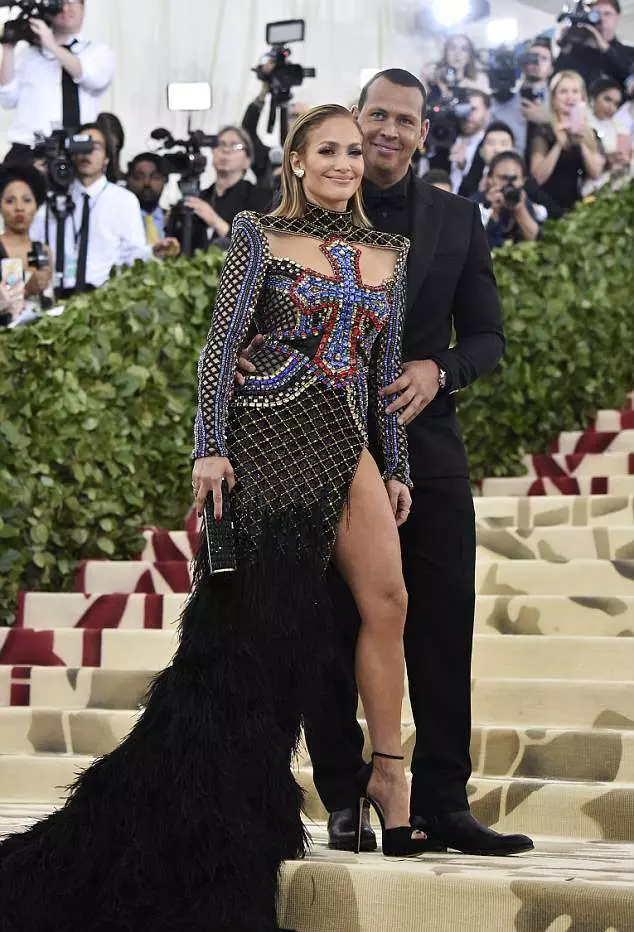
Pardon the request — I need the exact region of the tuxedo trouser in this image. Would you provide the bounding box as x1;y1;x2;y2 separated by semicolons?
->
304;476;476;817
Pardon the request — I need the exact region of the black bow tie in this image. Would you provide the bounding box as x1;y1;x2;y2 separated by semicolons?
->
363;186;408;212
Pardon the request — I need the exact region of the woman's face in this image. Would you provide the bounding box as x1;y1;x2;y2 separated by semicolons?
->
0;180;38;234
553;78;583;115
446;36;472;72
292;116;364;210
593;87;622;120
212;130;250;176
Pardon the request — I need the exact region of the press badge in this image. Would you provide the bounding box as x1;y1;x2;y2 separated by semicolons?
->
64;255;78;285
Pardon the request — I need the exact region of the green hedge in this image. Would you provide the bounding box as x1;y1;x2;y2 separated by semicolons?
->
460;183;634;479
1;184;633;624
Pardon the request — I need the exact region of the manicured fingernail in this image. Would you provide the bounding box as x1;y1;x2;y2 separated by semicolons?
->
215;516;222;523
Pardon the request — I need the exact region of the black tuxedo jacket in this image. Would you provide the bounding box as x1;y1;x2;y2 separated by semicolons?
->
397;179;505;481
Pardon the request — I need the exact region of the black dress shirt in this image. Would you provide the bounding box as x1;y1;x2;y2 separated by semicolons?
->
201;178;272;231
362;172;413;237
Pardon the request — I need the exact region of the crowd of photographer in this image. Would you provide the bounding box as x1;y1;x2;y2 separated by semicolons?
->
0;0;632;325
420;0;633;248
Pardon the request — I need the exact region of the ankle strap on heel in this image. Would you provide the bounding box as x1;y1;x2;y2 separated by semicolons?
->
372;751;404;761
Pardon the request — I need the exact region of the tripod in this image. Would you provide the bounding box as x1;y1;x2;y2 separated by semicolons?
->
45;190;76;302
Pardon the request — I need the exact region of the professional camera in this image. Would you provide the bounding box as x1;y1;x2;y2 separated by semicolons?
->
253;19;316;142
27;240;49;270
0;0;63;45
486;46;520;100
32;129;94;193
502;183;523;206
427;86;472;152
557;0;602;46
150;127;217;199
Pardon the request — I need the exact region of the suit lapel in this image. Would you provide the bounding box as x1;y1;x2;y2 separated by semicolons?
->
406;179;444;315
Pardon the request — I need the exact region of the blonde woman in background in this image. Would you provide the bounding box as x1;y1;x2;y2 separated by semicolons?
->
424;34;490;108
530;70;605;211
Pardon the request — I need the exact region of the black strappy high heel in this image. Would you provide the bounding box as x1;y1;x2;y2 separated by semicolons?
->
355;751;432;857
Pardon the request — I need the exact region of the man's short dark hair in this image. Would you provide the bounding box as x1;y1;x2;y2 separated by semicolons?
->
358;68;428;119
588;77;623;99
529;35;554;58
422;168;451;187
597;0;621;13
127;152;168;179
468;89;491;110
489;150;527;178
483;121;516;144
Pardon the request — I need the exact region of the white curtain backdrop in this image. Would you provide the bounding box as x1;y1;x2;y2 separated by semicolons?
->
0;0;556;170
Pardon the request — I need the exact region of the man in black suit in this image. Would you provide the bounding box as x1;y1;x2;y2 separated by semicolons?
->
303;69;533;856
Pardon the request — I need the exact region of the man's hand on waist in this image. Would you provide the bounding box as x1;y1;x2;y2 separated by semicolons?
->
382;360;441;426
235;334;265;386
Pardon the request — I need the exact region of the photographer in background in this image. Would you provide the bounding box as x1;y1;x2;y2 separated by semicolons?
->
555;0;634;91
471;150;542;248
30;123;167;297
0;0;114;166
491;37;554;157
448;89;491;193
183;126;270;250
426;34;490;107
243;65;309;186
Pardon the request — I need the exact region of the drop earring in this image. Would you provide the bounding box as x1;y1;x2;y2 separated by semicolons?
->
293;168;305;178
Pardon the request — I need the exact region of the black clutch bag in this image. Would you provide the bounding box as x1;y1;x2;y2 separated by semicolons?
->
202;480;237;574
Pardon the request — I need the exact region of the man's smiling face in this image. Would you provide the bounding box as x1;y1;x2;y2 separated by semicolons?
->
354;76;428;185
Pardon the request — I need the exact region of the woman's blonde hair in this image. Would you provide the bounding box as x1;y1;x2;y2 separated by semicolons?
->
270;103;371;228
549;70;599;150
439;34;478;83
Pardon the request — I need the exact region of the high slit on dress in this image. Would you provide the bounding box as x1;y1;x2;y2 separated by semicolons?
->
0;203;411;931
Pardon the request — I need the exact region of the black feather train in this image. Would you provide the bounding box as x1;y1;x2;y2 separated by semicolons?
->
0;505;331;932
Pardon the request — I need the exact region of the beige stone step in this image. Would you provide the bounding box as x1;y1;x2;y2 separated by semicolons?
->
474;494;634;528
297;769;634;843
3;630;630;680
555;430;634;453
475;559;634;597
3;709;633;784
0;754;631;842
523;453;634;478
2;667;632;730
73;558;634;597
481;476;634;497
15;592;634;638
475;526;634;561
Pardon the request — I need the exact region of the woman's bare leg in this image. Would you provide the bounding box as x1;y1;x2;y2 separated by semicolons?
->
332;449;422;834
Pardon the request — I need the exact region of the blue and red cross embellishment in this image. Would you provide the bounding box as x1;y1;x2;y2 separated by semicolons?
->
288;237;391;385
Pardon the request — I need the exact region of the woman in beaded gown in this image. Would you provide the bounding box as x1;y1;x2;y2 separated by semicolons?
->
0;105;428;932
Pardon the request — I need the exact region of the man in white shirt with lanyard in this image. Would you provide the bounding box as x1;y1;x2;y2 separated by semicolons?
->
448;89;491;194
31;123;176;297
0;0;114;165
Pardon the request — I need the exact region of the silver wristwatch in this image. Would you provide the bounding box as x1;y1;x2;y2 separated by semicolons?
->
437;367;448;391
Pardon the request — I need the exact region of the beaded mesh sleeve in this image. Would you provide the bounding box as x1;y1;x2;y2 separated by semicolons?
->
194;213;268;458
370;266;411;487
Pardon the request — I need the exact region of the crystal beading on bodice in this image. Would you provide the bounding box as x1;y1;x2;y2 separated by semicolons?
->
194;206;411;487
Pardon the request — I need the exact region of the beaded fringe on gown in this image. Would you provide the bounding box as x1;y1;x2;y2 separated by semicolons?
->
0;205;411;931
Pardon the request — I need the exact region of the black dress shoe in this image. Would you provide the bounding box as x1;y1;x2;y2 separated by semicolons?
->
412;810;534;856
328;802;377;852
